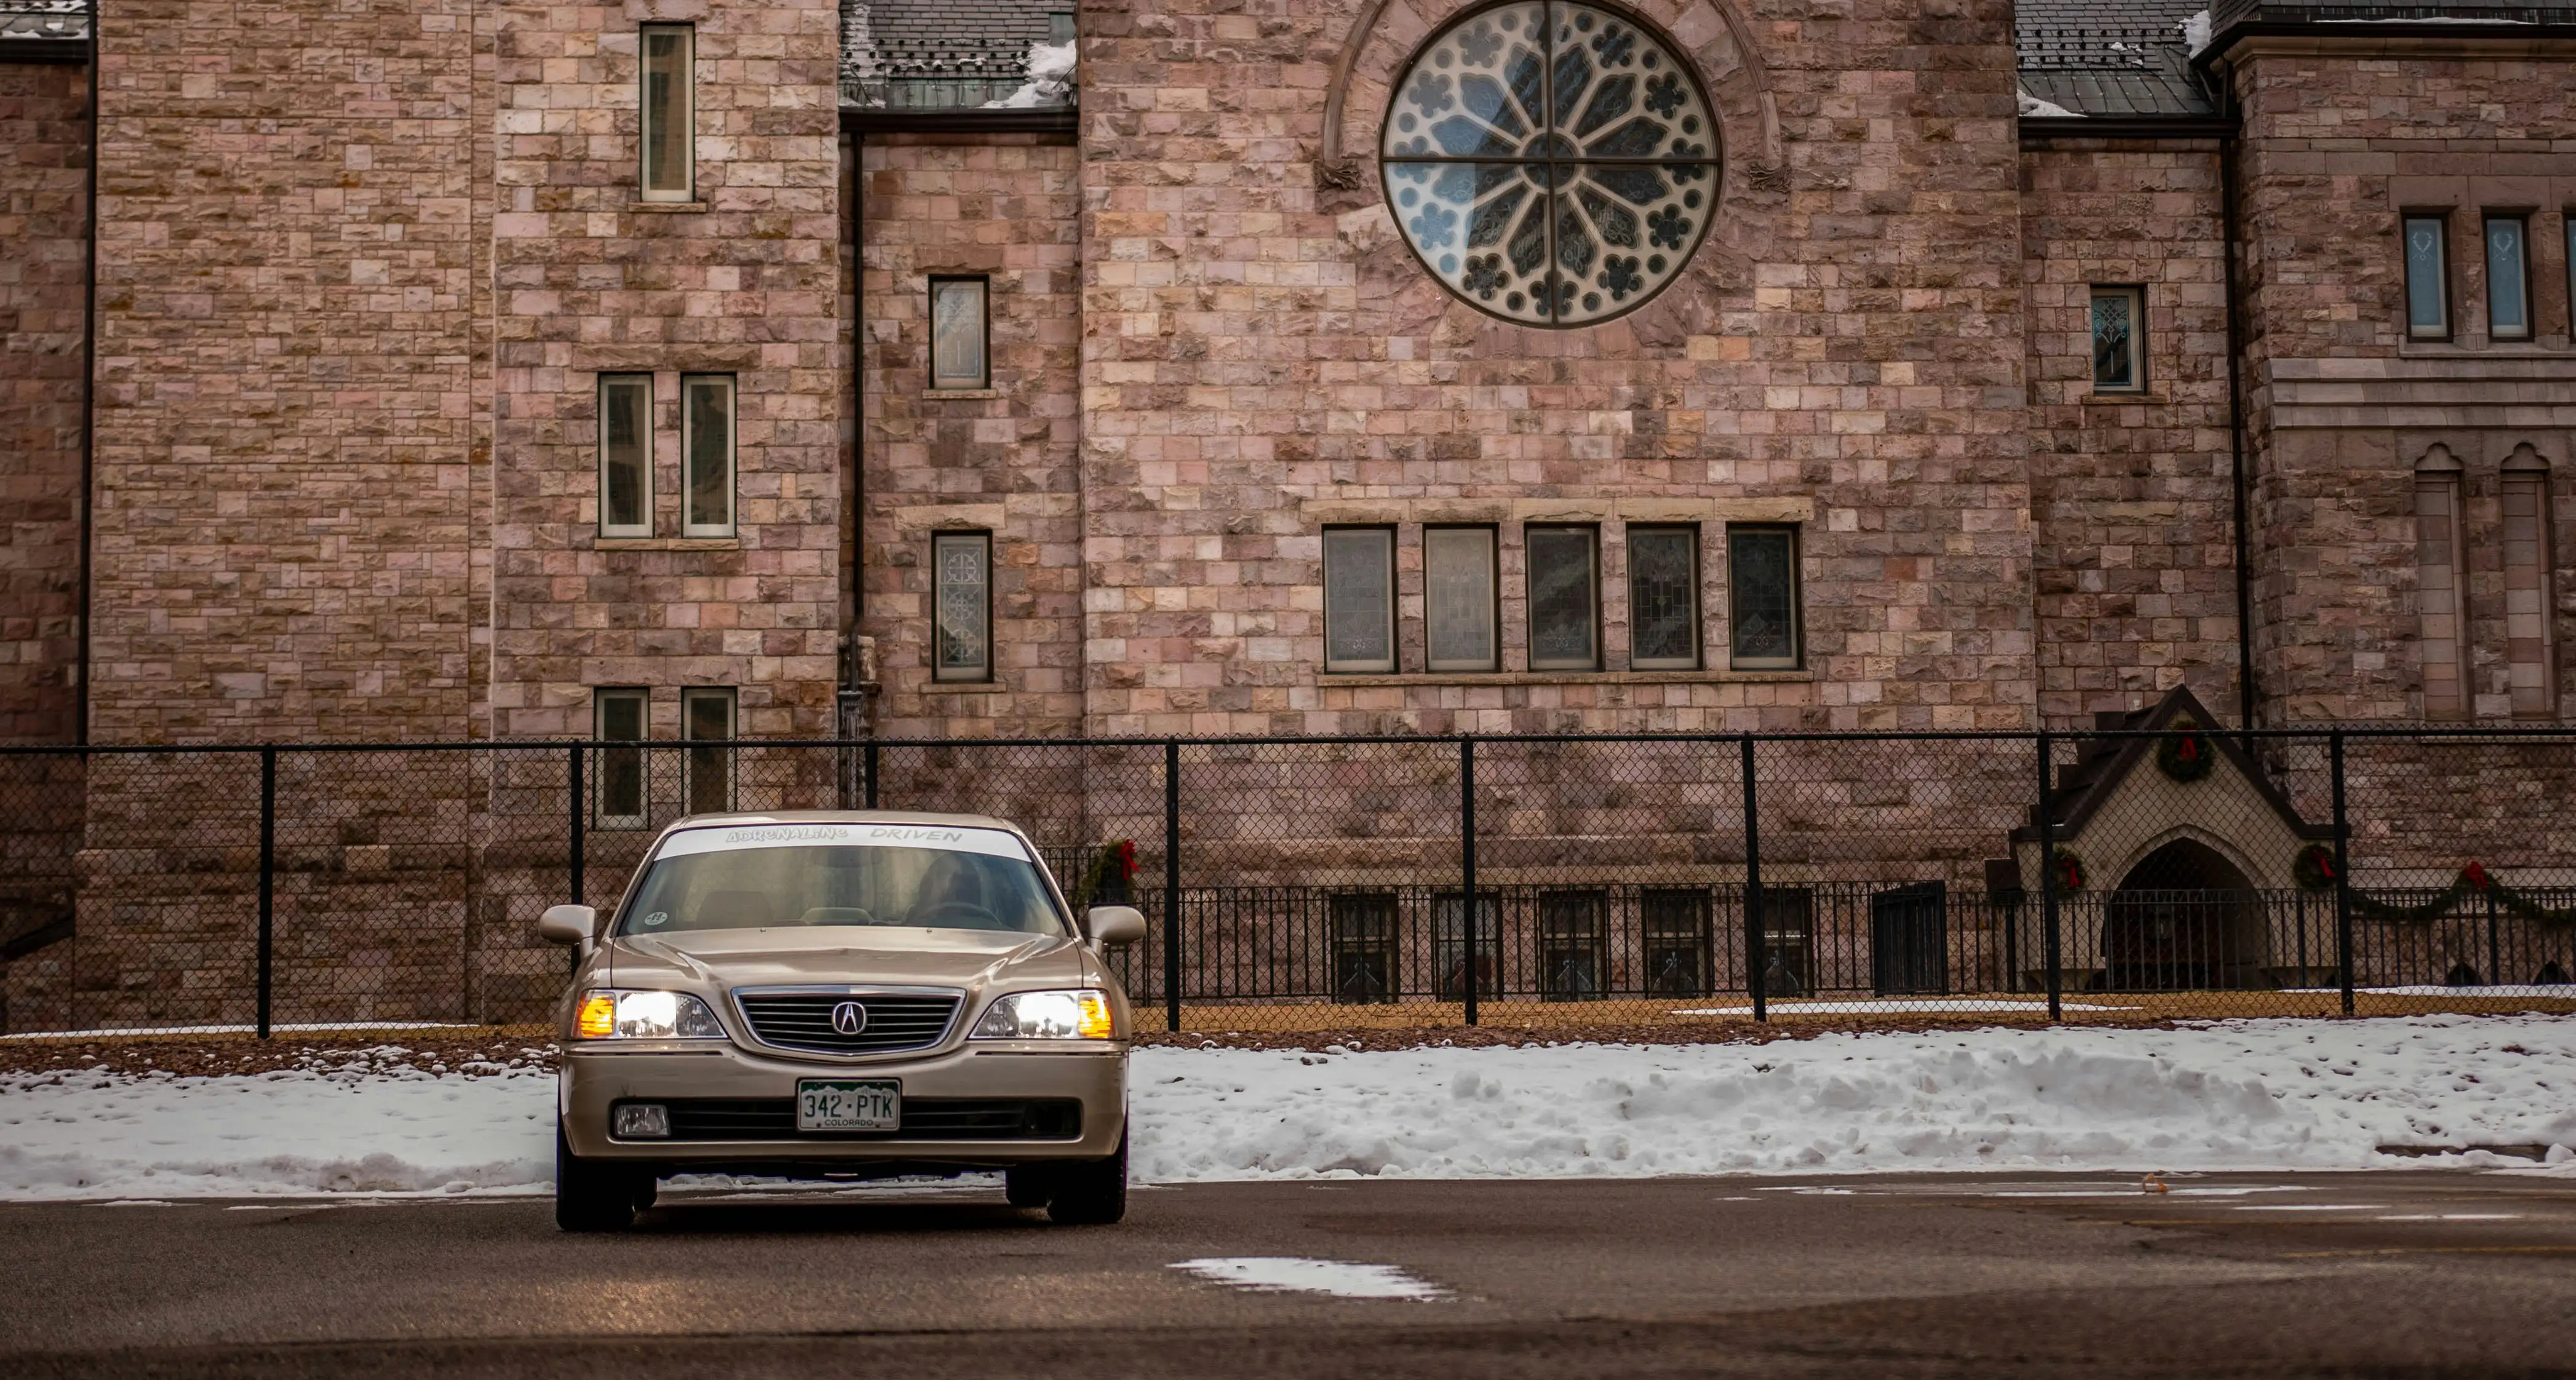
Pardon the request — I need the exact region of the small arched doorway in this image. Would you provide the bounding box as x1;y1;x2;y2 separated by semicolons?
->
2104;839;2268;990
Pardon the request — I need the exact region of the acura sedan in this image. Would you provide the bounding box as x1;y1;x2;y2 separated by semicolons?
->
538;811;1145;1231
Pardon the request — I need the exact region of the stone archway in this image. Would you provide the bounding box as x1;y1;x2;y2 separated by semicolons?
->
2103;838;2270;991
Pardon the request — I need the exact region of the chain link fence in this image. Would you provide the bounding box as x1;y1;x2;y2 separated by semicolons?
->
4;726;2574;1036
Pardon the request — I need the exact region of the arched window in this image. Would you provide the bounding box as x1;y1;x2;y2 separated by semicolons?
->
1379;1;1720;327
2414;445;2468;720
2501;444;2557;717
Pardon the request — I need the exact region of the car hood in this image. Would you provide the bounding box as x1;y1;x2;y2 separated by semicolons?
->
600;926;1088;991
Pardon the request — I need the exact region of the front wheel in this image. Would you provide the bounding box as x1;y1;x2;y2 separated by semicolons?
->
555;1119;639;1232
1044;1122;1128;1226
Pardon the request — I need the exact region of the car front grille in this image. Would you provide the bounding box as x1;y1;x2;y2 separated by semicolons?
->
734;991;962;1055
648;1097;1083;1142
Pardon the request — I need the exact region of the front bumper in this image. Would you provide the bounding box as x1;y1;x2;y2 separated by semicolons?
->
560;1039;1128;1172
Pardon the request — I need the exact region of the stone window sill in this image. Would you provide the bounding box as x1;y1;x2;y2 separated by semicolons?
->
630;200;709;213
918;678;1007;693
594;537;741;551
926;387;1003;400
1324;669;1813;687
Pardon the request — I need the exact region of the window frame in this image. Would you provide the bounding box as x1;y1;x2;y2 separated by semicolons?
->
928;276;992;391
596;373;654;538
638;23;695;204
1624;523;1703;671
1321;525;1398;674
1423;524;1500;673
2413;454;2469;720
680;686;736;815
2484;213;2533;341
931;528;995;684
1524;523;1602;672
680;373;735;539
1725;523;1804;672
2088;284;2147;394
2402;211;2452;341
592;688;651;830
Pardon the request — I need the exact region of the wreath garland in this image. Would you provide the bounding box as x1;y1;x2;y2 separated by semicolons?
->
2154;714;2216;784
1068;838;1139;910
2291;844;2576;924
2051;846;2087;892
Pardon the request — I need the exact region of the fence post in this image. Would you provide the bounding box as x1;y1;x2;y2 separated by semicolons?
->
2331;731;2353;1015
1741;734;1765;1023
568;742;584;906
257;747;276;1040
864;739;879;810
2484;879;2500;991
1461;735;1477;1027
2037;730;2061;1023
1164;737;1182;1034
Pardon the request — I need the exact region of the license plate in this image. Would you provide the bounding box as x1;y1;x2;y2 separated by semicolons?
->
796;1079;900;1133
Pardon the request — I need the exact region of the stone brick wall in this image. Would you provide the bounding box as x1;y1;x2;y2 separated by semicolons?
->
859;132;1085;738
2230;40;2576;725
85;0;483;743
489;0;847;741
1070;0;2038;739
2021;140;2243;729
0;59;87;747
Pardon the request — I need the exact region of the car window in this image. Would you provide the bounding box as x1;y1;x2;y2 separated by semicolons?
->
618;843;1067;936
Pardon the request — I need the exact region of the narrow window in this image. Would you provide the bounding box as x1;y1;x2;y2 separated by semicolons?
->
597;375;652;537
682;374;734;537
930;277;990;389
1538;890;1608;1001
681;686;735;815
1727;525;1802;670
2566;213;2575;343
593;688;650;828
2414;449;2468;719
932;529;993;683
1431;892;1500;1001
2486;216;2531;339
1321;526;1396;673
1525;525;1599;671
1641;888;1711;997
639;24;694;202
1329;893;1397;1004
2089;286;2145;392
2404;213;2450;339
1627;525;1700;670
1424;526;1498;672
2502;448;2557;717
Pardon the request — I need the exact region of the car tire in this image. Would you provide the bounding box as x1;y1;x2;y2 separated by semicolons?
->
1044;1122;1127;1226
1003;1165;1055;1208
555;1119;638;1233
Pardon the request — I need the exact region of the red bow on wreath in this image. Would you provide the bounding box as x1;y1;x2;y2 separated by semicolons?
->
2176;737;2197;762
1113;839;1139;882
2465;860;2492;891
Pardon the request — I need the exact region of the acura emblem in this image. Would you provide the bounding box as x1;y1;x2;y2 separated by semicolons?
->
830;1001;868;1036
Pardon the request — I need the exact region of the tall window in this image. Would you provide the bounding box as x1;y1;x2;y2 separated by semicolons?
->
2501;447;2557;718
932;530;993;683
682;374;734;537
2414;448;2468;719
682;687;735;815
1627;525;1700;670
2090;286;2145;392
2485;215;2530;340
594;688;649;828
639;25;694;202
930;278;989;390
1322;527;1395;673
597;375;652;537
2404;213;2450;339
1727;525;1801;670
1525;525;1599;671
1424;526;1498;672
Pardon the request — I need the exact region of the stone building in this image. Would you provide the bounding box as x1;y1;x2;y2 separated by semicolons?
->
2;0;2571;748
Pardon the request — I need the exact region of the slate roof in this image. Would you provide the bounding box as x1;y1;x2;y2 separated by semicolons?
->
2016;0;2219;118
842;0;1070;108
0;0;89;44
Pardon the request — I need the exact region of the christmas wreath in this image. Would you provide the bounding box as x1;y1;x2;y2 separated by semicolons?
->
2155;714;2216;783
2293;843;2337;892
2051;846;2087;892
2295;851;2576;925
1068;839;1139;910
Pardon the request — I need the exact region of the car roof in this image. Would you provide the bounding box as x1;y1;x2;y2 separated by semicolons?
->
659;809;1025;835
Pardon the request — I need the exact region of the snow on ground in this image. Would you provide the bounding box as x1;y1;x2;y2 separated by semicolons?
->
1169;1258;1450;1300
4;1017;2575;1200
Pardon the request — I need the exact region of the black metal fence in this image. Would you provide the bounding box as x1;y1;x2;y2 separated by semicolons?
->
4;726;2575;1036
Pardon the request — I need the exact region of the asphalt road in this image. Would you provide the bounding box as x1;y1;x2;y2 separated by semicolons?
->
5;1172;2575;1378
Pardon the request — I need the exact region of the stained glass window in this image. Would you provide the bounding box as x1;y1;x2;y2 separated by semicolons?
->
933;531;992;682
2486;216;2529;339
2090;287;2142;391
1526;525;1599;670
1727;525;1799;668
1380;1;1720;327
1627;525;1698;668
1322;528;1396;673
2404;214;2449;338
1425;526;1498;671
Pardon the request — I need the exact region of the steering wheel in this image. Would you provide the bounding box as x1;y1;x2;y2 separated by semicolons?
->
910;900;1008;930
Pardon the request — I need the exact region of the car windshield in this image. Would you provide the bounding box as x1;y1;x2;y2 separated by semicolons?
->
617;830;1067;937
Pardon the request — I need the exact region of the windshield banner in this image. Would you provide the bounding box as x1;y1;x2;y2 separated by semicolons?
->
656;822;1033;862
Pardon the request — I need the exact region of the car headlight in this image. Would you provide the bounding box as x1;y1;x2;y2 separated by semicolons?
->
971;989;1115;1041
574;989;727;1040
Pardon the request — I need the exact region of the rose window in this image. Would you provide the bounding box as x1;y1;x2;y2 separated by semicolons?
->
1380;1;1719;327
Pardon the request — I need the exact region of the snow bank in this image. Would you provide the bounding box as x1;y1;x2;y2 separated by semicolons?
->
2018;89;2081;120
983;40;1075;109
2182;9;2213;57
5;1017;2574;1200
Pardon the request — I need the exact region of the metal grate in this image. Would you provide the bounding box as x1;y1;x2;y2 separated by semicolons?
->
651;1096;1081;1141
733;991;963;1055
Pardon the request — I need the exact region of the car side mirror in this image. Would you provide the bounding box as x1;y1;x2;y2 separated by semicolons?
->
538;904;598;947
1086;905;1146;950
